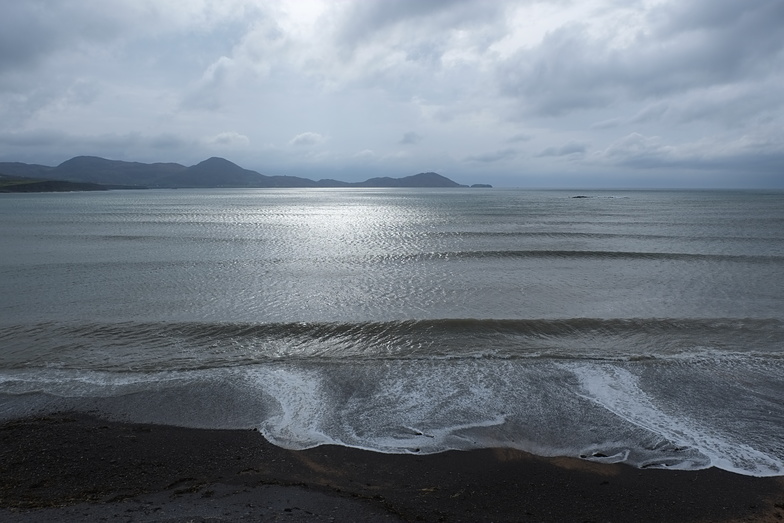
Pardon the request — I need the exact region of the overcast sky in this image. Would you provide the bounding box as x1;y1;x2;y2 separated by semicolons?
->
1;0;783;187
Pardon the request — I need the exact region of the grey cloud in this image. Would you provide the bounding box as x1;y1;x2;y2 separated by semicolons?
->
399;132;423;145
465;148;518;163
63;80;101;106
593;79;784;130
0;1;148;74
595;133;670;168
498;0;784;117
0;78;103;128
328;0;510;83
335;0;502;47
537;142;587;158
648;83;783;127
594;131;784;175
0;130;144;151
289;132;325;147
627;104;672;125
0;129;187;153
206;132;249;147
0;4;87;73
591;118;625;130
150;134;187;150
180;57;235;111
651;0;784;40
1;2;255;126
507;133;532;143
0;88;56;125
591;104;670;129
0;129;69;147
0;8;60;72
497;24;619;116
646;0;784;87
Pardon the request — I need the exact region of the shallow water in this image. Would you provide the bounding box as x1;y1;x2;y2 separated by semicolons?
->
1;188;783;476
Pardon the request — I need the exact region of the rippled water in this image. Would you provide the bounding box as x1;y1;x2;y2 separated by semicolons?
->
1;188;783;476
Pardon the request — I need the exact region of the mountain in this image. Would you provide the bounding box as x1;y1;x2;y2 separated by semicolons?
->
170;157;263;187
51;156;186;186
355;172;463;188
0;162;54;179
0;156;482;189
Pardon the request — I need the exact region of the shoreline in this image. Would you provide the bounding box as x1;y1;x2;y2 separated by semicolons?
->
1;413;783;522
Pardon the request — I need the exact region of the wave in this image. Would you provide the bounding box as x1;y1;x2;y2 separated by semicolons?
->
433;230;784;243
1;317;782;372
1;351;782;476
399;250;784;263
2;317;783;476
6;250;783;274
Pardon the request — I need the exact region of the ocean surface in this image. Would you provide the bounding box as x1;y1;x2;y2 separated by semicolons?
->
1;188;783;477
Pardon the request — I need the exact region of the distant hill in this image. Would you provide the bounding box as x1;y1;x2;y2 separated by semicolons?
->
52;156;185;186
172;157;318;188
0;173;108;193
0;156;487;190
0;162;54;179
355;172;463;188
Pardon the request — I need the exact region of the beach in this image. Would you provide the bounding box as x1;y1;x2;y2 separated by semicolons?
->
1;413;782;522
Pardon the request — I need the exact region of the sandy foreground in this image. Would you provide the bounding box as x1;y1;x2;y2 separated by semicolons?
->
1;413;782;522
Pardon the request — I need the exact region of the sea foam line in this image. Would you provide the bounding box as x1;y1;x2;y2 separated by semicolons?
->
568;364;784;476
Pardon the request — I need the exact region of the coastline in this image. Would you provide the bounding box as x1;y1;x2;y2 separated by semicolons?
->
1;413;782;522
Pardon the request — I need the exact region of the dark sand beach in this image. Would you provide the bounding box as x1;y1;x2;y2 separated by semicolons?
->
1;414;782;522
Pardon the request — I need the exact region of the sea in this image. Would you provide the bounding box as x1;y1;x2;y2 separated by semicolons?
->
1;188;782;477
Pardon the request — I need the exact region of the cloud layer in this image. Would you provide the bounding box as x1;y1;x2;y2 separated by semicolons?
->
1;0;782;187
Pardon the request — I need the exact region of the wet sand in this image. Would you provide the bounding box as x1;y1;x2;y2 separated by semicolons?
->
1;413;782;522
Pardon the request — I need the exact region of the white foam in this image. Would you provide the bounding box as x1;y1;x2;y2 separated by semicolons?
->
0;368;220;409
242;362;512;453
3;360;781;477
334;366;512;453
246;366;336;449
569;363;784;476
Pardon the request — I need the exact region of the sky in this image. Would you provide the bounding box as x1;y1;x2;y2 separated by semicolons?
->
1;0;783;188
